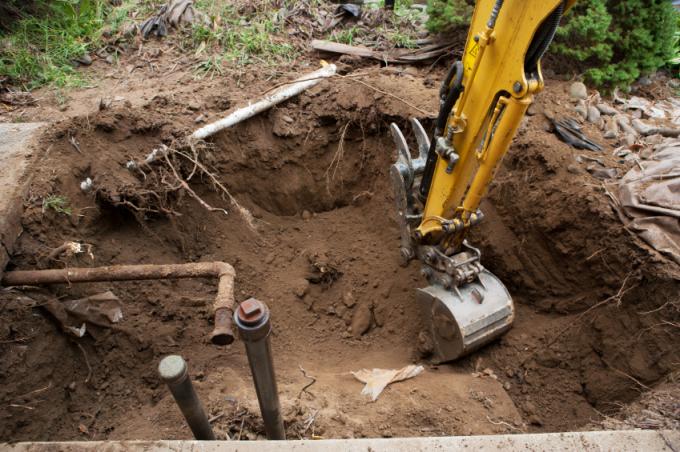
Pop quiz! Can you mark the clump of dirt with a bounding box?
[0,74,678,441]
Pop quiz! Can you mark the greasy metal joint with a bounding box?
[1,262,237,345]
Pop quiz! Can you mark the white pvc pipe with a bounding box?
[191,64,337,141]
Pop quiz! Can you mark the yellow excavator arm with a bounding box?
[390,0,575,363]
[420,0,575,244]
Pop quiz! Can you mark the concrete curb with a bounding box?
[0,122,46,276]
[4,429,678,451]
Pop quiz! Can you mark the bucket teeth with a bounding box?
[390,123,413,187]
[409,118,430,162]
[390,118,430,189]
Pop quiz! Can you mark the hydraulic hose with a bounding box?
[419,61,464,200]
[524,1,565,75]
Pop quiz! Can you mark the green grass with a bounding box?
[2,0,420,88]
[193,54,226,78]
[0,0,108,90]
[42,195,72,216]
[188,6,297,73]
[330,26,362,46]
[327,0,422,49]
[389,30,417,48]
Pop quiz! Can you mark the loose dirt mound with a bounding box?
[0,74,678,441]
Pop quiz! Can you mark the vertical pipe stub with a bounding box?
[234,298,285,440]
[159,355,188,384]
[235,298,271,342]
[158,355,216,441]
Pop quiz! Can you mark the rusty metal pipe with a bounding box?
[1,262,236,345]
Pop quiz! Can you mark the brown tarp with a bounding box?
[618,139,680,265]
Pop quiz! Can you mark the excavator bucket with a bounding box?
[417,269,514,363]
[390,118,515,363]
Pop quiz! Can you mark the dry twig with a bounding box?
[174,146,257,231]
[601,358,651,391]
[76,343,93,384]
[325,122,349,195]
[521,272,636,366]
[163,154,228,216]
[486,415,522,432]
[68,135,82,154]
[298,365,317,399]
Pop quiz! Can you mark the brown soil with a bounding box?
[0,60,678,441]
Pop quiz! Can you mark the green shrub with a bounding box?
[426,0,472,33]
[426,0,679,88]
[557,0,678,87]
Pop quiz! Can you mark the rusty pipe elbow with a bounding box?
[210,262,236,345]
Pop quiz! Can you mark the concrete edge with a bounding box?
[0,122,47,278]
[2,429,678,451]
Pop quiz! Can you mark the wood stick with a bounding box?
[191,64,337,140]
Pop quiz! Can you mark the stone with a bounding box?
[74,53,92,66]
[301,210,312,220]
[292,279,309,298]
[569,81,588,101]
[586,105,601,124]
[528,415,544,426]
[526,103,540,116]
[603,117,619,139]
[542,107,555,121]
[596,103,618,116]
[342,291,356,308]
[373,304,385,327]
[351,302,372,337]
[567,164,580,174]
[631,118,654,135]
[624,133,636,147]
[282,115,294,123]
[586,164,617,180]
[574,100,588,119]
[524,401,538,416]
[615,115,638,136]
[637,76,652,86]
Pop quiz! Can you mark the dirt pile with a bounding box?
[0,73,678,441]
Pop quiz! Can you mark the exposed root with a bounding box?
[342,75,436,117]
[325,122,350,196]
[486,415,522,432]
[601,358,651,391]
[175,142,257,232]
[43,241,94,264]
[107,138,257,232]
[163,154,228,216]
[522,272,637,366]
[76,343,93,385]
[298,365,317,399]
